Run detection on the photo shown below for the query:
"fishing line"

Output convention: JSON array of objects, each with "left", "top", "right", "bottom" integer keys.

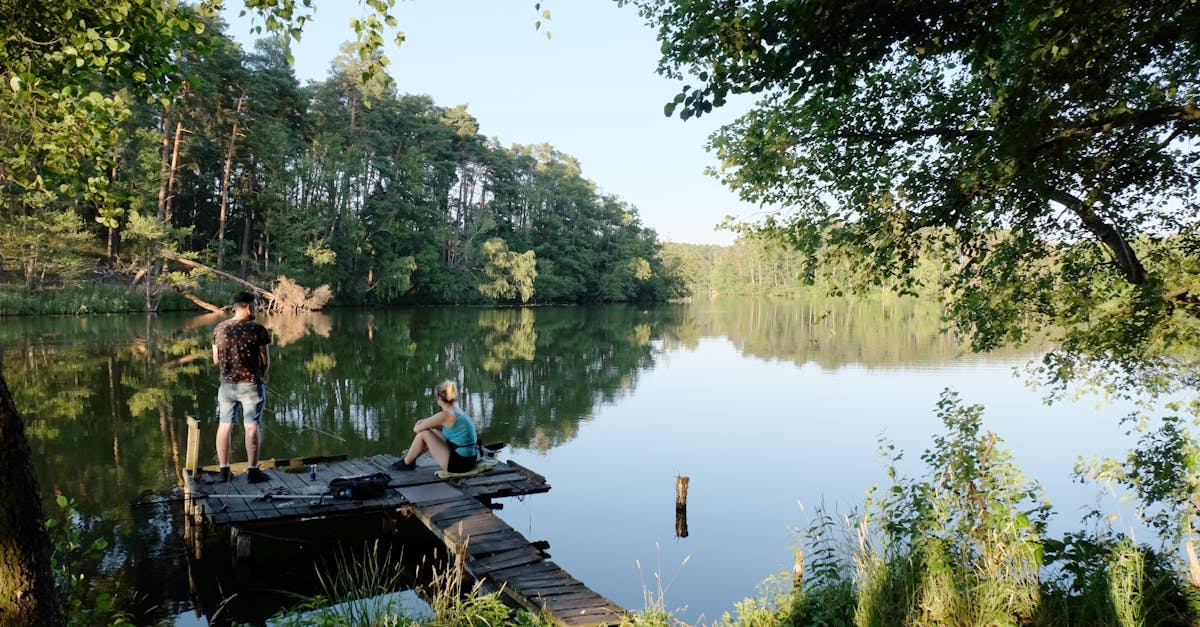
[
  {"left": 262, "top": 382, "right": 346, "bottom": 443},
  {"left": 199, "top": 380, "right": 347, "bottom": 447},
  {"left": 131, "top": 489, "right": 189, "bottom": 508},
  {"left": 297, "top": 420, "right": 346, "bottom": 443}
]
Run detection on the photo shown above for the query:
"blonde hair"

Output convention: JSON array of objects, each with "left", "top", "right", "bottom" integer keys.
[{"left": 435, "top": 380, "right": 458, "bottom": 404}]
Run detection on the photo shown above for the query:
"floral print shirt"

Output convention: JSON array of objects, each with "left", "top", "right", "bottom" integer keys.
[{"left": 214, "top": 319, "right": 271, "bottom": 384}]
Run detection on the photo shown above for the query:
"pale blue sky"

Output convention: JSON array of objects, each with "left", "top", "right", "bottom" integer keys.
[{"left": 226, "top": 0, "right": 761, "bottom": 245}]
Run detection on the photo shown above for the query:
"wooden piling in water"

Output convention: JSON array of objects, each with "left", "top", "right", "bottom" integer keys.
[
  {"left": 675, "top": 475, "right": 689, "bottom": 538},
  {"left": 185, "top": 417, "right": 200, "bottom": 476}
]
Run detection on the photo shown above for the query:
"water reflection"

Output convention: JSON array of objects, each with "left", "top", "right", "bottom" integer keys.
[
  {"left": 261, "top": 311, "right": 333, "bottom": 347},
  {"left": 4, "top": 297, "right": 1014, "bottom": 623}
]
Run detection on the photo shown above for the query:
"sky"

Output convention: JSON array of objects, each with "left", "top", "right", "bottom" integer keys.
[{"left": 224, "top": 0, "right": 763, "bottom": 245}]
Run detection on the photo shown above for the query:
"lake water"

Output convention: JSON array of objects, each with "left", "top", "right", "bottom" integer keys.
[{"left": 2, "top": 298, "right": 1140, "bottom": 625}]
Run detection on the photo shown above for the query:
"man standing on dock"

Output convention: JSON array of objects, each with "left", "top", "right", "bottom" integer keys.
[{"left": 212, "top": 291, "right": 271, "bottom": 483}]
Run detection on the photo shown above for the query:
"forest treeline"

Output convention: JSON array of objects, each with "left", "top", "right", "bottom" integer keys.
[
  {"left": 663, "top": 238, "right": 895, "bottom": 299},
  {"left": 0, "top": 17, "right": 682, "bottom": 309}
]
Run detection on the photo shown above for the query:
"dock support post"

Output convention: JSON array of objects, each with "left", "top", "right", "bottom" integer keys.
[
  {"left": 185, "top": 416, "right": 200, "bottom": 476},
  {"left": 675, "top": 475, "right": 689, "bottom": 538}
]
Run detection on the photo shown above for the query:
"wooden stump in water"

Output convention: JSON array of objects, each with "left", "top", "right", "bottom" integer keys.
[{"left": 675, "top": 475, "right": 689, "bottom": 538}]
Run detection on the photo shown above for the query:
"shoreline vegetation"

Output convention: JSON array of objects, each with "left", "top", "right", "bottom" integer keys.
[{"left": 0, "top": 236, "right": 879, "bottom": 316}]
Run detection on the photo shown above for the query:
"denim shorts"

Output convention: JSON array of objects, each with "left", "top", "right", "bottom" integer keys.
[{"left": 217, "top": 382, "right": 266, "bottom": 425}]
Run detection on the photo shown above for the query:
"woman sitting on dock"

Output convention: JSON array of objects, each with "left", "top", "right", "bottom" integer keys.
[{"left": 392, "top": 380, "right": 478, "bottom": 472}]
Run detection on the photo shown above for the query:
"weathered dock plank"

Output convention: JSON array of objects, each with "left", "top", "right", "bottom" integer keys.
[
  {"left": 470, "top": 546, "right": 546, "bottom": 575},
  {"left": 463, "top": 532, "right": 532, "bottom": 556}
]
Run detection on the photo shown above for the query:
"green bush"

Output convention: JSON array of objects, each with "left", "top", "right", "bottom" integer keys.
[
  {"left": 1037, "top": 532, "right": 1196, "bottom": 626},
  {"left": 45, "top": 495, "right": 132, "bottom": 626}
]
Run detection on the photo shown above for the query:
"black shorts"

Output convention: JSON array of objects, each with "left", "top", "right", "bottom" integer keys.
[{"left": 448, "top": 450, "right": 477, "bottom": 473}]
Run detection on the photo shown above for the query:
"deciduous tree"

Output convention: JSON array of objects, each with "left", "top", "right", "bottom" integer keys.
[
  {"left": 626, "top": 0, "right": 1200, "bottom": 374},
  {"left": 626, "top": 0, "right": 1200, "bottom": 575}
]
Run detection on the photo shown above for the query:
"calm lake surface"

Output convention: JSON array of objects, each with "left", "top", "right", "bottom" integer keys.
[{"left": 3, "top": 298, "right": 1139, "bottom": 625}]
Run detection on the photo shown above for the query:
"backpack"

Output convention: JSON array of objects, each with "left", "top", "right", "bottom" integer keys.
[{"left": 328, "top": 473, "right": 391, "bottom": 500}]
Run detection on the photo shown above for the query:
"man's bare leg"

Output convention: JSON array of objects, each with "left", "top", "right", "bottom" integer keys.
[
  {"left": 216, "top": 422, "right": 233, "bottom": 466},
  {"left": 244, "top": 423, "right": 260, "bottom": 467}
]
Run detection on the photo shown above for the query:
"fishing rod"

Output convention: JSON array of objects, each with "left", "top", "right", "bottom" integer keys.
[
  {"left": 198, "top": 490, "right": 340, "bottom": 507},
  {"left": 200, "top": 492, "right": 325, "bottom": 501}
]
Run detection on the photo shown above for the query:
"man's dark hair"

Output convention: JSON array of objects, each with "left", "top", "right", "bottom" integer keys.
[{"left": 233, "top": 291, "right": 256, "bottom": 305}]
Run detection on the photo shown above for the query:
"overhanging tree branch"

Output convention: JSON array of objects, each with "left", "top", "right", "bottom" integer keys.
[
  {"left": 1038, "top": 103, "right": 1200, "bottom": 152},
  {"left": 827, "top": 126, "right": 989, "bottom": 145},
  {"left": 1045, "top": 188, "right": 1148, "bottom": 285}
]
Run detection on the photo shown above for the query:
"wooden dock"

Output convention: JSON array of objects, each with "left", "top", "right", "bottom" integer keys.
[
  {"left": 383, "top": 453, "right": 626, "bottom": 626},
  {"left": 181, "top": 421, "right": 624, "bottom": 625}
]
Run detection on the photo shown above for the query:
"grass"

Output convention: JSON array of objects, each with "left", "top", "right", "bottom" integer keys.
[
  {"left": 0, "top": 281, "right": 216, "bottom": 315},
  {"left": 268, "top": 542, "right": 556, "bottom": 627}
]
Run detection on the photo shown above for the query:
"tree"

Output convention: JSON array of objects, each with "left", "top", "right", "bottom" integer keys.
[
  {"left": 0, "top": 364, "right": 61, "bottom": 625},
  {"left": 625, "top": 0, "right": 1200, "bottom": 376},
  {"left": 0, "top": 1, "right": 403, "bottom": 617},
  {"left": 478, "top": 237, "right": 537, "bottom": 303},
  {"left": 626, "top": 0, "right": 1200, "bottom": 580}
]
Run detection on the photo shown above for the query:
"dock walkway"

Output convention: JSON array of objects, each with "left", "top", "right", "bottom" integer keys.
[
  {"left": 181, "top": 444, "right": 624, "bottom": 626},
  {"left": 382, "top": 454, "right": 626, "bottom": 626}
]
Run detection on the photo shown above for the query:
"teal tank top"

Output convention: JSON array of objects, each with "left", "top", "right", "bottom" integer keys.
[{"left": 442, "top": 408, "right": 477, "bottom": 457}]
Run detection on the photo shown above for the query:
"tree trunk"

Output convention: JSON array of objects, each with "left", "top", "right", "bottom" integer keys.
[
  {"left": 217, "top": 94, "right": 246, "bottom": 272},
  {"left": 107, "top": 163, "right": 120, "bottom": 265},
  {"left": 165, "top": 120, "right": 185, "bottom": 226},
  {"left": 175, "top": 290, "right": 223, "bottom": 313},
  {"left": 0, "top": 362, "right": 62, "bottom": 625},
  {"left": 106, "top": 226, "right": 120, "bottom": 265},
  {"left": 156, "top": 113, "right": 171, "bottom": 222},
  {"left": 1047, "top": 188, "right": 1148, "bottom": 285},
  {"left": 162, "top": 253, "right": 276, "bottom": 302},
  {"left": 239, "top": 206, "right": 252, "bottom": 280}
]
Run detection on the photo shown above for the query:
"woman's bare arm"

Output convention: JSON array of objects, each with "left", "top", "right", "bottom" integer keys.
[{"left": 413, "top": 410, "right": 454, "bottom": 433}]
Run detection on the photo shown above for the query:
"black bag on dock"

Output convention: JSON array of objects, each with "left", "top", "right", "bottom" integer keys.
[{"left": 328, "top": 473, "right": 391, "bottom": 500}]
